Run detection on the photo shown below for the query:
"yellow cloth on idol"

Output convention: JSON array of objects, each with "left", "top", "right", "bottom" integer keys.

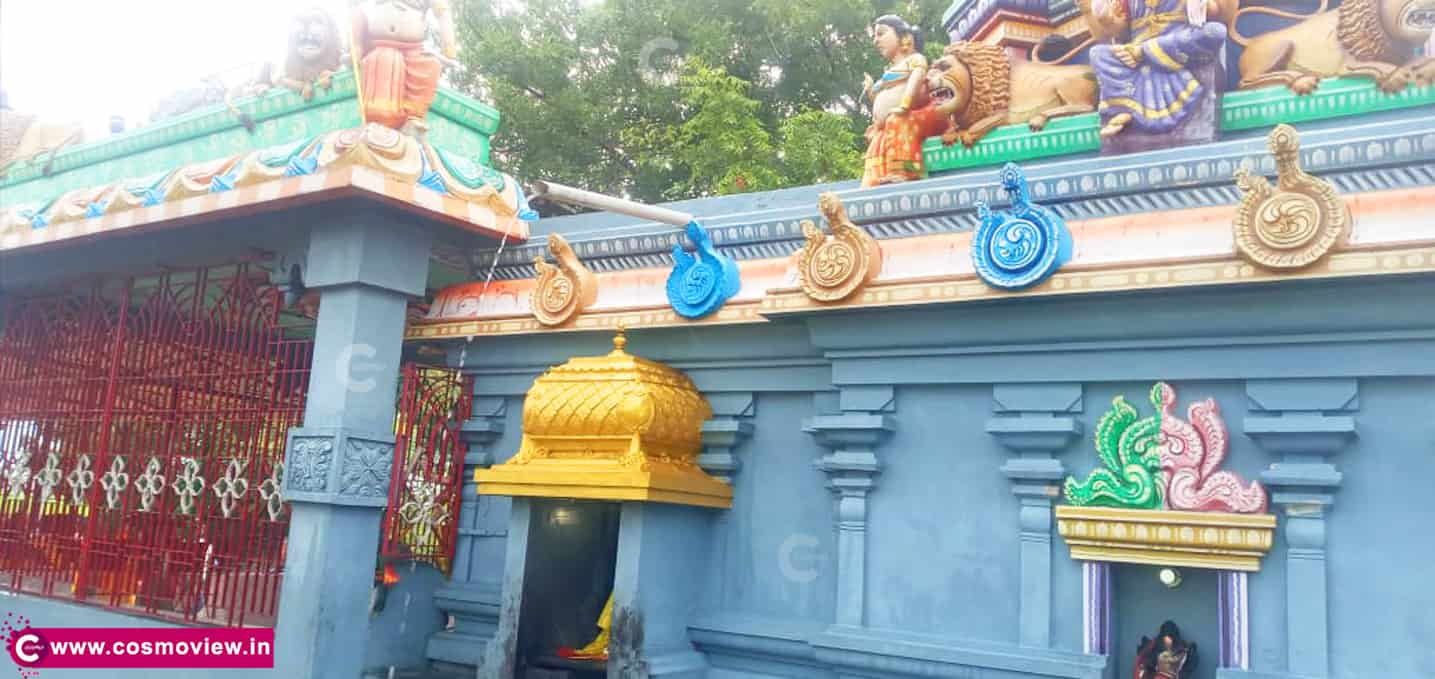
[{"left": 559, "top": 592, "right": 613, "bottom": 661}]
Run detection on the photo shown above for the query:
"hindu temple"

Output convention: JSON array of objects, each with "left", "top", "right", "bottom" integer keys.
[{"left": 1, "top": 0, "right": 1432, "bottom": 678}]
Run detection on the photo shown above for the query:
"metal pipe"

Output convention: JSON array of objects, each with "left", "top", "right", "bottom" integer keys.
[{"left": 530, "top": 180, "right": 694, "bottom": 226}]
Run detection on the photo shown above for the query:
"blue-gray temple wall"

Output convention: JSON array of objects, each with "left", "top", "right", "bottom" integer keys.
[{"left": 441, "top": 272, "right": 1435, "bottom": 679}]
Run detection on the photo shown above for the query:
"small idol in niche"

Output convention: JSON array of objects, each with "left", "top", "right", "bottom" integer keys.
[{"left": 1133, "top": 620, "right": 1198, "bottom": 679}]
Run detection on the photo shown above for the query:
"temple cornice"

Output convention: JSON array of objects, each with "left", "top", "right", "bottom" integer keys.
[
  {"left": 471, "top": 113, "right": 1434, "bottom": 281},
  {"left": 409, "top": 184, "right": 1435, "bottom": 340}
]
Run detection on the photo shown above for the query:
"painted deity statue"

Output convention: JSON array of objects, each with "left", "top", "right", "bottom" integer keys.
[
  {"left": 861, "top": 16, "right": 943, "bottom": 187},
  {"left": 352, "top": 0, "right": 459, "bottom": 136},
  {"left": 1133, "top": 621, "right": 1198, "bottom": 679},
  {"left": 1088, "top": 0, "right": 1228, "bottom": 139}
]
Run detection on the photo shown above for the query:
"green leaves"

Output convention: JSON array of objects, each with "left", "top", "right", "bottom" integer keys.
[{"left": 451, "top": 0, "right": 950, "bottom": 207}]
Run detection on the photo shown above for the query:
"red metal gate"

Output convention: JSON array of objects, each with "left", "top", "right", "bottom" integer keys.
[
  {"left": 381, "top": 364, "right": 472, "bottom": 574},
  {"left": 0, "top": 264, "right": 311, "bottom": 626}
]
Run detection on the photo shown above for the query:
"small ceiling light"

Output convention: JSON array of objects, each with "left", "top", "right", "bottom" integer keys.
[{"left": 1159, "top": 568, "right": 1182, "bottom": 589}]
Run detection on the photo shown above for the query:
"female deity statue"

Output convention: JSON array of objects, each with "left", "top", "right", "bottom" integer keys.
[
  {"left": 352, "top": 0, "right": 459, "bottom": 136},
  {"left": 1133, "top": 620, "right": 1198, "bottom": 679},
  {"left": 861, "top": 15, "right": 938, "bottom": 187},
  {"left": 1088, "top": 0, "right": 1228, "bottom": 139}
]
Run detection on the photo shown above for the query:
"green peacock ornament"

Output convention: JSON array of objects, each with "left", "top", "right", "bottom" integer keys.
[{"left": 1063, "top": 383, "right": 1166, "bottom": 509}]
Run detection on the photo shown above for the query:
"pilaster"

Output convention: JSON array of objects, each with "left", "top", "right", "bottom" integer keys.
[
  {"left": 426, "top": 396, "right": 508, "bottom": 671},
  {"left": 802, "top": 386, "right": 894, "bottom": 629},
  {"left": 1244, "top": 379, "right": 1358, "bottom": 679},
  {"left": 275, "top": 214, "right": 433, "bottom": 679},
  {"left": 697, "top": 393, "right": 754, "bottom": 612},
  {"left": 985, "top": 383, "right": 1083, "bottom": 649}
]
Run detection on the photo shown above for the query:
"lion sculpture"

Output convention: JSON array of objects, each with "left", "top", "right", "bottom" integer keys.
[
  {"left": 1234, "top": 0, "right": 1435, "bottom": 93},
  {"left": 0, "top": 92, "right": 83, "bottom": 178},
  {"left": 224, "top": 8, "right": 345, "bottom": 132},
  {"left": 277, "top": 8, "right": 343, "bottom": 100},
  {"left": 927, "top": 41, "right": 1098, "bottom": 148}
]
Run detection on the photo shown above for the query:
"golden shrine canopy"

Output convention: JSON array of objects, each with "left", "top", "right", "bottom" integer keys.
[{"left": 475, "top": 328, "right": 732, "bottom": 509}]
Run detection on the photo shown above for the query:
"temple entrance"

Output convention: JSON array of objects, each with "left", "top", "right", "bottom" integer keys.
[
  {"left": 516, "top": 499, "right": 620, "bottom": 679},
  {"left": 475, "top": 329, "right": 733, "bottom": 679},
  {"left": 1114, "top": 564, "right": 1218, "bottom": 679}
]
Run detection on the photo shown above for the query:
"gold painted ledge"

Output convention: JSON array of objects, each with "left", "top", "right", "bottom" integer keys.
[
  {"left": 474, "top": 329, "right": 733, "bottom": 509},
  {"left": 1055, "top": 505, "right": 1276, "bottom": 572}
]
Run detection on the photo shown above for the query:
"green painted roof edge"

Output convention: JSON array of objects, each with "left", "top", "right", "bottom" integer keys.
[
  {"left": 1, "top": 69, "right": 502, "bottom": 190},
  {"left": 924, "top": 77, "right": 1435, "bottom": 174}
]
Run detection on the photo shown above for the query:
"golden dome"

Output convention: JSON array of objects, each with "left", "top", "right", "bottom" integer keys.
[{"left": 475, "top": 327, "right": 732, "bottom": 508}]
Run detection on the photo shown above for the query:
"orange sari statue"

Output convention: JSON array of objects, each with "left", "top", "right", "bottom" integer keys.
[
  {"left": 861, "top": 15, "right": 931, "bottom": 187},
  {"left": 352, "top": 0, "right": 458, "bottom": 134}
]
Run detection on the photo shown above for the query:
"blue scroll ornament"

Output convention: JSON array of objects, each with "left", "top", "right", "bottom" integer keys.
[
  {"left": 971, "top": 163, "right": 1072, "bottom": 291},
  {"left": 666, "top": 221, "right": 741, "bottom": 319}
]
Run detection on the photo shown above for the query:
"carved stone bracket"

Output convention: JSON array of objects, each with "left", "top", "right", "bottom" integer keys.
[
  {"left": 698, "top": 392, "right": 756, "bottom": 485},
  {"left": 1245, "top": 378, "right": 1357, "bottom": 506},
  {"left": 796, "top": 193, "right": 881, "bottom": 303},
  {"left": 1233, "top": 124, "right": 1351, "bottom": 270},
  {"left": 804, "top": 390, "right": 894, "bottom": 628},
  {"left": 460, "top": 398, "right": 507, "bottom": 469},
  {"left": 531, "top": 233, "right": 598, "bottom": 327},
  {"left": 284, "top": 426, "right": 396, "bottom": 507},
  {"left": 985, "top": 383, "right": 1082, "bottom": 648}
]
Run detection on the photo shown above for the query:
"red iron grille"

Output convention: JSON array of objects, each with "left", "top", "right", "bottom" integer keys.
[
  {"left": 381, "top": 363, "right": 472, "bottom": 574},
  {"left": 0, "top": 264, "right": 312, "bottom": 627}
]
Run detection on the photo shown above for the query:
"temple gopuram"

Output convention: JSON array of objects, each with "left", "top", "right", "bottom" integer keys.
[{"left": 1, "top": 1, "right": 1432, "bottom": 678}]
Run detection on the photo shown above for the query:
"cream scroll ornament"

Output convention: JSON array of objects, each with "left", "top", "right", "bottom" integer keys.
[
  {"left": 33, "top": 453, "right": 61, "bottom": 505},
  {"left": 259, "top": 463, "right": 285, "bottom": 522},
  {"left": 66, "top": 455, "right": 95, "bottom": 506},
  {"left": 1233, "top": 124, "right": 1350, "bottom": 270},
  {"left": 797, "top": 193, "right": 882, "bottom": 302},
  {"left": 100, "top": 456, "right": 130, "bottom": 511},
  {"left": 135, "top": 458, "right": 166, "bottom": 512},
  {"left": 531, "top": 233, "right": 598, "bottom": 326}
]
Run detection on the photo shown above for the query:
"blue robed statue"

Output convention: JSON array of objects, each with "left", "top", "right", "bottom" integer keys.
[{"left": 1088, "top": 0, "right": 1228, "bottom": 139}]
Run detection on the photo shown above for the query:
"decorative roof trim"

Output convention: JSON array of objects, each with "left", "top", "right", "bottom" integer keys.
[
  {"left": 407, "top": 186, "right": 1435, "bottom": 339},
  {"left": 1, "top": 125, "right": 532, "bottom": 253},
  {"left": 483, "top": 116, "right": 1435, "bottom": 280},
  {"left": 0, "top": 165, "right": 528, "bottom": 254}
]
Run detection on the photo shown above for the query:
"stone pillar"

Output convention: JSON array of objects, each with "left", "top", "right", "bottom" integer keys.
[
  {"left": 275, "top": 215, "right": 433, "bottom": 679},
  {"left": 480, "top": 497, "right": 535, "bottom": 679},
  {"left": 426, "top": 397, "right": 508, "bottom": 672},
  {"left": 803, "top": 386, "right": 894, "bottom": 628},
  {"left": 985, "top": 383, "right": 1082, "bottom": 648},
  {"left": 697, "top": 393, "right": 754, "bottom": 611},
  {"left": 610, "top": 502, "right": 715, "bottom": 679},
  {"left": 1244, "top": 379, "right": 1357, "bottom": 679}
]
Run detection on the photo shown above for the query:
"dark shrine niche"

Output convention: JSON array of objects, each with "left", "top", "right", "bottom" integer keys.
[
  {"left": 516, "top": 499, "right": 620, "bottom": 679},
  {"left": 1114, "top": 564, "right": 1218, "bottom": 679}
]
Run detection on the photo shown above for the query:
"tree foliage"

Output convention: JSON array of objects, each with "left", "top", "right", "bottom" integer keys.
[{"left": 450, "top": 0, "right": 950, "bottom": 207}]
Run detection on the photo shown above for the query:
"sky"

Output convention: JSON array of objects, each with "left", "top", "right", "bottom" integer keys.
[{"left": 1, "top": 0, "right": 351, "bottom": 139}]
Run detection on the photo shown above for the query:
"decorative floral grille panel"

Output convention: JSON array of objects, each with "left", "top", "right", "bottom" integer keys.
[
  {"left": 0, "top": 264, "right": 312, "bottom": 627},
  {"left": 381, "top": 364, "right": 471, "bottom": 573}
]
